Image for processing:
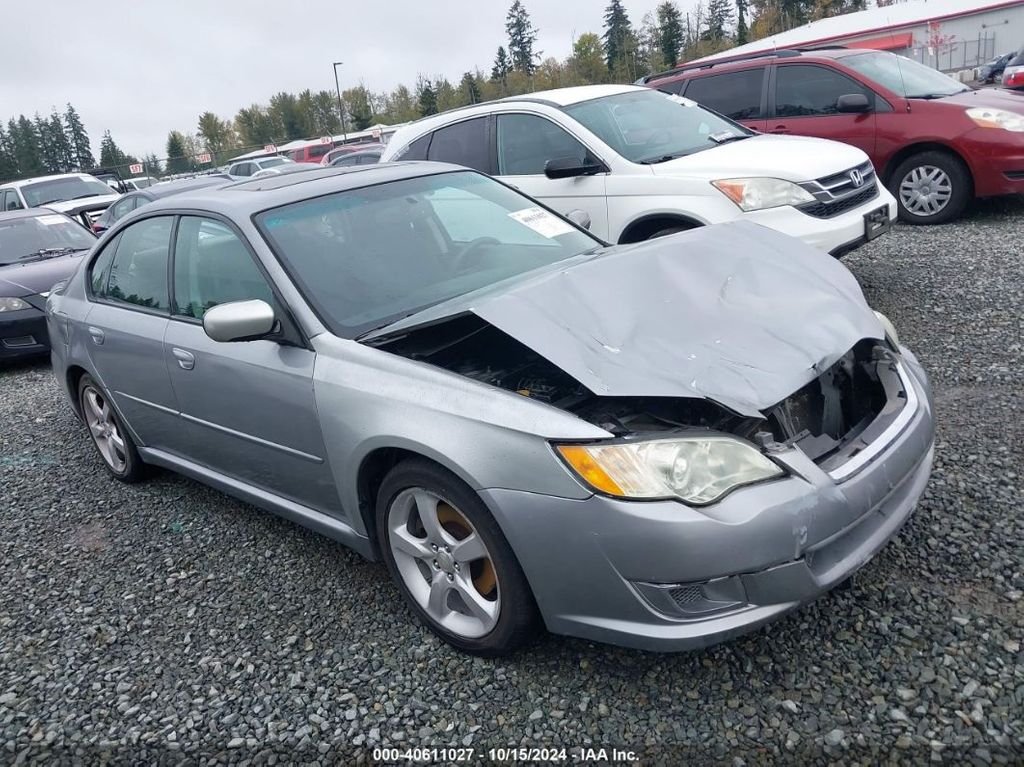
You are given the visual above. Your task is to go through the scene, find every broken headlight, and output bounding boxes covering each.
[711,178,815,211]
[0,297,30,312]
[556,436,784,505]
[873,310,900,348]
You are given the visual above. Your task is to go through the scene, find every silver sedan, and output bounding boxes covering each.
[47,164,934,655]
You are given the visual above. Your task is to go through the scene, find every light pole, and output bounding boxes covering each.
[333,61,349,141]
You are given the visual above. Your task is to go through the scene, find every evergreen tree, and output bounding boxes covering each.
[603,0,636,76]
[506,1,538,75]
[416,78,438,117]
[49,110,74,172]
[0,126,17,181]
[343,86,373,131]
[459,72,482,104]
[12,116,44,177]
[656,2,684,68]
[703,0,734,41]
[143,153,162,177]
[736,0,749,43]
[491,46,512,83]
[63,104,94,169]
[34,114,61,173]
[165,131,189,174]
[99,130,128,169]
[198,112,235,164]
[268,92,304,141]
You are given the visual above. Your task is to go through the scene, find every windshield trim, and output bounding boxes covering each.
[251,169,604,340]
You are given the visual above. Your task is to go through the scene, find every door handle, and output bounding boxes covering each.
[172,348,195,371]
[87,326,104,345]
[769,125,789,134]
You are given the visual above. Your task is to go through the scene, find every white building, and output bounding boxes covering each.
[697,0,1024,72]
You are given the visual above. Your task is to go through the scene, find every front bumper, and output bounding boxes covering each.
[743,186,897,257]
[0,306,50,360]
[959,127,1024,198]
[483,351,934,652]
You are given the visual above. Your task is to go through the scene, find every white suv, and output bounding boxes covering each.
[0,173,121,215]
[381,84,896,256]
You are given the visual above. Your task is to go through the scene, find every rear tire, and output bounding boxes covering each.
[376,459,540,656]
[888,150,971,225]
[78,374,146,483]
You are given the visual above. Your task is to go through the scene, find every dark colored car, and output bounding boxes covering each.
[0,209,96,360]
[320,143,384,166]
[329,148,382,167]
[92,175,232,233]
[645,48,1024,224]
[979,52,1014,84]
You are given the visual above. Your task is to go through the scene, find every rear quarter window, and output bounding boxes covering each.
[683,69,765,120]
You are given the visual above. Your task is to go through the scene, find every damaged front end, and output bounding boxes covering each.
[369,313,907,483]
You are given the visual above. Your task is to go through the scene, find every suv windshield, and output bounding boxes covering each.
[255,171,598,337]
[564,89,752,164]
[0,214,96,265]
[843,51,969,98]
[20,177,115,207]
[260,157,288,169]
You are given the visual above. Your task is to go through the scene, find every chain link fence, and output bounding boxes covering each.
[906,34,996,73]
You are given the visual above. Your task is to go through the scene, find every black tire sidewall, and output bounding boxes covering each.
[889,151,970,225]
[375,460,538,656]
[78,374,144,483]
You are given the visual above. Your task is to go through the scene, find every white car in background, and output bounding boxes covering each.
[225,156,295,180]
[381,84,897,257]
[0,173,121,216]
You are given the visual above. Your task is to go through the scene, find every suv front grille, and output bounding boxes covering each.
[797,160,879,218]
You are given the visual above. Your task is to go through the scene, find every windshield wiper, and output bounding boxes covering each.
[708,133,751,145]
[639,153,687,164]
[906,93,961,100]
[16,247,77,262]
[69,193,103,200]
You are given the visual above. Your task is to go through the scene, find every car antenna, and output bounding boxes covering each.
[891,17,910,111]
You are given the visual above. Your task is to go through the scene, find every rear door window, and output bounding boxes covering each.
[425,117,491,173]
[683,69,765,120]
[102,216,173,311]
[774,64,873,117]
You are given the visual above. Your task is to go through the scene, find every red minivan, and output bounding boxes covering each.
[288,143,334,164]
[646,48,1024,224]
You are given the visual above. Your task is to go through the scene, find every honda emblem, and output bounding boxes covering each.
[849,168,864,187]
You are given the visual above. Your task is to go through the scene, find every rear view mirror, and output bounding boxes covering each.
[837,93,871,113]
[203,299,276,342]
[544,156,605,179]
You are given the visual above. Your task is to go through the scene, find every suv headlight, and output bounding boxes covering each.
[0,297,30,312]
[711,177,816,211]
[966,107,1024,132]
[556,436,784,505]
[873,310,900,348]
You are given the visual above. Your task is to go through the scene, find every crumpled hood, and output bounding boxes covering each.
[454,222,883,418]
[43,193,120,213]
[0,253,86,297]
[649,134,868,181]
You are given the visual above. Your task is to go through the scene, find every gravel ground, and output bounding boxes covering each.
[1,200,1022,765]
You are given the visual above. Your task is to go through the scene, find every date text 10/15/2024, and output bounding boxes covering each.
[372,747,640,763]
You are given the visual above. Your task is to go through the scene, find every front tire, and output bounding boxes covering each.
[888,150,971,225]
[78,374,146,483]
[376,459,539,656]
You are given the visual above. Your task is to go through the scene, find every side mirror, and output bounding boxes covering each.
[203,299,276,342]
[837,93,871,113]
[544,155,604,179]
[566,209,592,230]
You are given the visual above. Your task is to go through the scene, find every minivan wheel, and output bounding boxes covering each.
[889,151,971,224]
[376,460,539,656]
[78,374,145,483]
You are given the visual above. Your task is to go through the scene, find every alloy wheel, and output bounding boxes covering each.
[82,386,127,473]
[387,488,499,639]
[898,165,953,217]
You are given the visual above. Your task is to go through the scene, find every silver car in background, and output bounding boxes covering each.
[47,164,934,655]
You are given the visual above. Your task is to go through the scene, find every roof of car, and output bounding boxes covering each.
[0,173,99,189]
[0,208,70,223]
[503,83,640,106]
[133,162,468,218]
[645,47,870,82]
[143,176,233,199]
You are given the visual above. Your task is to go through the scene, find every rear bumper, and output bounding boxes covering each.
[482,351,934,652]
[0,307,50,360]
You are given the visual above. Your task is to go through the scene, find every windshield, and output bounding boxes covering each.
[130,177,154,189]
[843,51,969,98]
[563,89,753,164]
[256,171,599,338]
[260,157,289,168]
[20,177,115,207]
[0,214,96,265]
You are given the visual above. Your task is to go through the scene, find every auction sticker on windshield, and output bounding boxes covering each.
[509,207,576,238]
[666,94,697,107]
[37,215,70,226]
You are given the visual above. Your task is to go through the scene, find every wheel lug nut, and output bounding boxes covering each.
[433,560,439,569]
[431,544,438,552]
[447,573,454,582]
[454,563,460,571]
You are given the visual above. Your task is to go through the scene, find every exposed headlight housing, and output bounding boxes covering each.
[711,177,816,211]
[0,297,30,312]
[966,107,1024,132]
[557,436,785,505]
[873,310,900,348]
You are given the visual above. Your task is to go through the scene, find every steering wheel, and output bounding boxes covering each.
[452,237,501,273]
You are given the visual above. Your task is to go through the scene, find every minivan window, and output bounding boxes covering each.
[564,89,753,164]
[684,69,765,120]
[426,117,490,172]
[842,51,969,98]
[104,217,172,310]
[775,65,873,117]
[497,114,590,175]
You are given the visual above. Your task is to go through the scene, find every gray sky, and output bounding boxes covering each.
[0,0,655,159]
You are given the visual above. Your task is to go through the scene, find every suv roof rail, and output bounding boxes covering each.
[796,44,849,51]
[642,49,803,83]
